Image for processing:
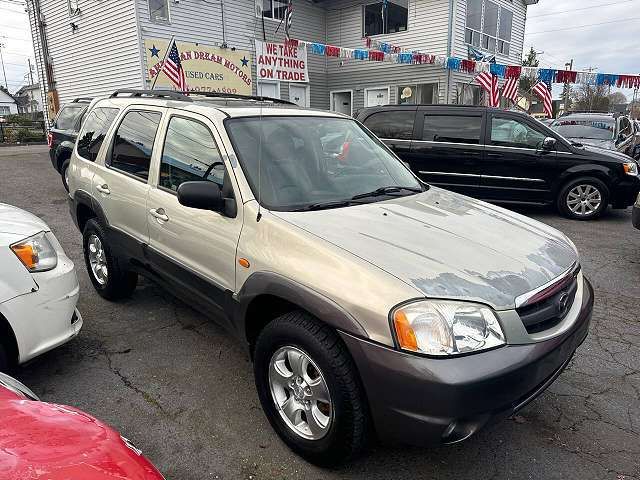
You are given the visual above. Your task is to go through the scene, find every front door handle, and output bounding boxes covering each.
[149,208,169,223]
[96,184,110,195]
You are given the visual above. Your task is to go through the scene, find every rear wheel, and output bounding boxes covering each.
[557,177,609,220]
[60,159,70,192]
[82,219,138,300]
[253,311,368,466]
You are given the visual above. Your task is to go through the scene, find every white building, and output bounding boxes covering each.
[0,88,18,117]
[15,83,44,114]
[27,0,538,122]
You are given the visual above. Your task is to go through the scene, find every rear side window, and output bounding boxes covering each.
[363,111,414,140]
[55,105,84,130]
[159,116,225,192]
[77,107,119,162]
[422,115,482,144]
[110,110,162,181]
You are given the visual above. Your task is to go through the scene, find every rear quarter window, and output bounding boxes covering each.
[77,107,120,162]
[363,111,415,140]
[54,105,85,130]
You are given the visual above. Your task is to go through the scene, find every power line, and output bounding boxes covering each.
[528,0,636,18]
[527,16,640,35]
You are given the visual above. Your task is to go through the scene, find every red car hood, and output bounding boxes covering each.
[0,397,163,480]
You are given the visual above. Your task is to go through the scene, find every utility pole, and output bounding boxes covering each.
[27,58,35,118]
[0,42,8,90]
[563,59,573,114]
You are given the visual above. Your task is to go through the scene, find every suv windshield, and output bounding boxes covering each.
[551,118,615,141]
[225,116,423,211]
[55,105,85,130]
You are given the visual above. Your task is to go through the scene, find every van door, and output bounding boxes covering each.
[409,108,484,196]
[480,112,558,204]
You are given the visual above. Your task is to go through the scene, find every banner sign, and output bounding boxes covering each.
[255,41,309,83]
[144,38,252,94]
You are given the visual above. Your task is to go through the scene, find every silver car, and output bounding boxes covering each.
[67,90,593,466]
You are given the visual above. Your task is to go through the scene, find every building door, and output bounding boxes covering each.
[258,81,280,99]
[289,84,309,107]
[331,91,352,116]
[365,87,389,107]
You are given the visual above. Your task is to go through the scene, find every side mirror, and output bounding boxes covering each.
[542,137,557,151]
[177,181,224,212]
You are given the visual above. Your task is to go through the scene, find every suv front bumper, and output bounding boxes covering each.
[340,277,594,446]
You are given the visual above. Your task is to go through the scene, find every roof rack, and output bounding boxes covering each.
[109,89,193,102]
[71,97,94,103]
[178,91,297,106]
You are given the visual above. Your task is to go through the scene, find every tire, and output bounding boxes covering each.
[557,177,609,220]
[253,311,368,466]
[60,159,70,192]
[82,218,138,300]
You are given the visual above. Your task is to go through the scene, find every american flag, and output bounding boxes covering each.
[161,40,188,91]
[285,0,293,40]
[533,81,553,118]
[475,72,500,108]
[502,77,519,103]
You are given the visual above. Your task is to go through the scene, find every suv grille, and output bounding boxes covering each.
[516,268,580,334]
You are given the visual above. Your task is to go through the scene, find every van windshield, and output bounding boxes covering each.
[225,116,423,211]
[551,119,615,141]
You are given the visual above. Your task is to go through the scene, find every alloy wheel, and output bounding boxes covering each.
[566,184,602,217]
[87,234,108,285]
[268,346,333,441]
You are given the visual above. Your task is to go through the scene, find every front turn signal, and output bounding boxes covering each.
[393,310,418,351]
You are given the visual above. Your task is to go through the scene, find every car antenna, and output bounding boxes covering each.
[257,97,263,222]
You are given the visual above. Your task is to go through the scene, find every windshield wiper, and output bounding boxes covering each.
[293,200,354,212]
[350,186,424,201]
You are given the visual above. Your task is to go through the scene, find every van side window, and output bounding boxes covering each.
[422,115,482,144]
[77,108,119,162]
[159,116,225,192]
[490,117,546,149]
[363,111,414,140]
[110,110,162,181]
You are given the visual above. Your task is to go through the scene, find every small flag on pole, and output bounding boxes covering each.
[502,77,519,103]
[533,81,553,118]
[285,0,294,40]
[475,72,500,107]
[161,39,188,92]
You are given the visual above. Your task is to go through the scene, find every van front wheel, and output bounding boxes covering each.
[557,177,609,220]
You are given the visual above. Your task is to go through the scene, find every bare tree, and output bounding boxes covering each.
[570,84,610,112]
[607,91,628,106]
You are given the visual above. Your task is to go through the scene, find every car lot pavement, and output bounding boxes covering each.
[1,145,639,480]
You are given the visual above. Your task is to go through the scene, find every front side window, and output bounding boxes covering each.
[77,107,119,162]
[423,115,482,144]
[465,0,512,56]
[149,0,169,23]
[159,117,225,192]
[490,117,546,149]
[364,0,408,36]
[110,110,162,181]
[225,116,421,211]
[398,83,438,105]
[363,111,414,140]
[55,105,84,130]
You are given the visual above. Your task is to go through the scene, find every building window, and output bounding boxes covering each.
[364,0,408,36]
[0,106,10,116]
[68,0,80,16]
[465,0,512,56]
[149,0,170,23]
[398,83,438,105]
[457,83,482,105]
[260,0,288,21]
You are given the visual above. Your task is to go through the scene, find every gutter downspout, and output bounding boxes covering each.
[445,0,455,104]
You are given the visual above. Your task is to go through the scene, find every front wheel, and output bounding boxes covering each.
[253,311,368,466]
[61,159,70,192]
[557,177,609,220]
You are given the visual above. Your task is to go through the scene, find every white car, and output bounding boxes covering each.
[0,203,82,370]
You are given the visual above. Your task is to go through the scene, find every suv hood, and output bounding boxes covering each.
[275,188,578,310]
[567,137,615,151]
[0,203,49,240]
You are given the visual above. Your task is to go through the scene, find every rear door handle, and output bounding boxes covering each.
[149,208,169,222]
[96,184,110,195]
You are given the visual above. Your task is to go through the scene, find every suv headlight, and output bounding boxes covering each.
[392,300,506,356]
[623,162,638,176]
[10,231,58,272]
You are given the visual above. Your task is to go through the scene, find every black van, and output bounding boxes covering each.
[356,105,640,220]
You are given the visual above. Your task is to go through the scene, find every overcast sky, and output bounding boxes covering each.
[0,0,638,101]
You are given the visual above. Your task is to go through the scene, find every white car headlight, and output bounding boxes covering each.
[10,231,58,272]
[392,300,506,356]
